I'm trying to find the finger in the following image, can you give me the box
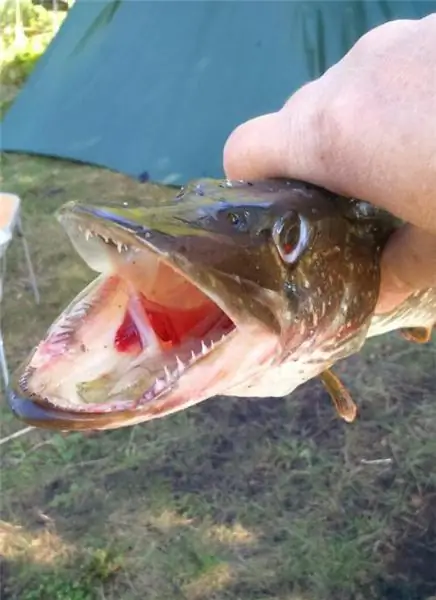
[223,82,326,182]
[223,112,291,180]
[375,224,436,314]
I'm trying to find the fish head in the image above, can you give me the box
[10,178,391,431]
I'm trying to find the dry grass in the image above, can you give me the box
[0,152,435,600]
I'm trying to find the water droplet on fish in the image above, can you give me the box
[355,201,376,217]
[284,281,298,295]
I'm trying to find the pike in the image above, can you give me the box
[7,179,436,431]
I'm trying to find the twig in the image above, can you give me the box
[0,426,35,446]
[360,457,393,466]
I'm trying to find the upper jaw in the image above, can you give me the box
[10,210,242,425]
[9,194,289,431]
[58,202,281,332]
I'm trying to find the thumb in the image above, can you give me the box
[223,112,291,180]
[223,85,322,181]
[376,225,436,314]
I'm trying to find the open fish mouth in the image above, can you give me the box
[12,204,240,427]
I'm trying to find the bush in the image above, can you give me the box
[0,0,54,41]
[0,0,67,88]
[1,46,43,86]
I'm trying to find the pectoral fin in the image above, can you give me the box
[320,369,358,423]
[400,326,433,344]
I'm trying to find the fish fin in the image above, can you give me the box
[320,369,358,423]
[400,326,433,344]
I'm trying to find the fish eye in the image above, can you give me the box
[272,211,311,264]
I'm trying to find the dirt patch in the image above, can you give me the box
[376,489,436,600]
[0,555,12,600]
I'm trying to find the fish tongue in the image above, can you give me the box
[109,351,166,397]
[126,285,160,352]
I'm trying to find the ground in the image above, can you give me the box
[0,153,435,600]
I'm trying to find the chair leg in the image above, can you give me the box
[0,327,10,391]
[0,248,10,391]
[16,214,40,305]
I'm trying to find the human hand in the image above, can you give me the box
[223,14,436,314]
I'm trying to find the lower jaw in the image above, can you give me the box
[19,319,237,416]
[11,362,212,430]
[8,387,178,431]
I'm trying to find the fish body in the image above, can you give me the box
[8,178,435,431]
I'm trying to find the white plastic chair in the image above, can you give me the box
[0,193,40,389]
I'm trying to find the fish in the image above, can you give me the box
[7,178,436,431]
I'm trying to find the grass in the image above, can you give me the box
[0,151,435,600]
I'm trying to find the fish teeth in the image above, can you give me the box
[116,241,123,253]
[176,356,185,373]
[154,378,166,393]
[85,229,92,241]
[148,334,233,401]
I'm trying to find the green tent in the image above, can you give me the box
[1,0,435,184]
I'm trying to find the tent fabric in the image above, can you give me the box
[1,0,435,185]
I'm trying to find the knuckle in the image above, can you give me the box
[353,18,416,54]
[284,81,345,166]
[303,87,358,180]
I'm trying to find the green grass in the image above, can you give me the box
[0,152,435,600]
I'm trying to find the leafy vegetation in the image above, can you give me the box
[1,45,43,87]
[0,0,66,101]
